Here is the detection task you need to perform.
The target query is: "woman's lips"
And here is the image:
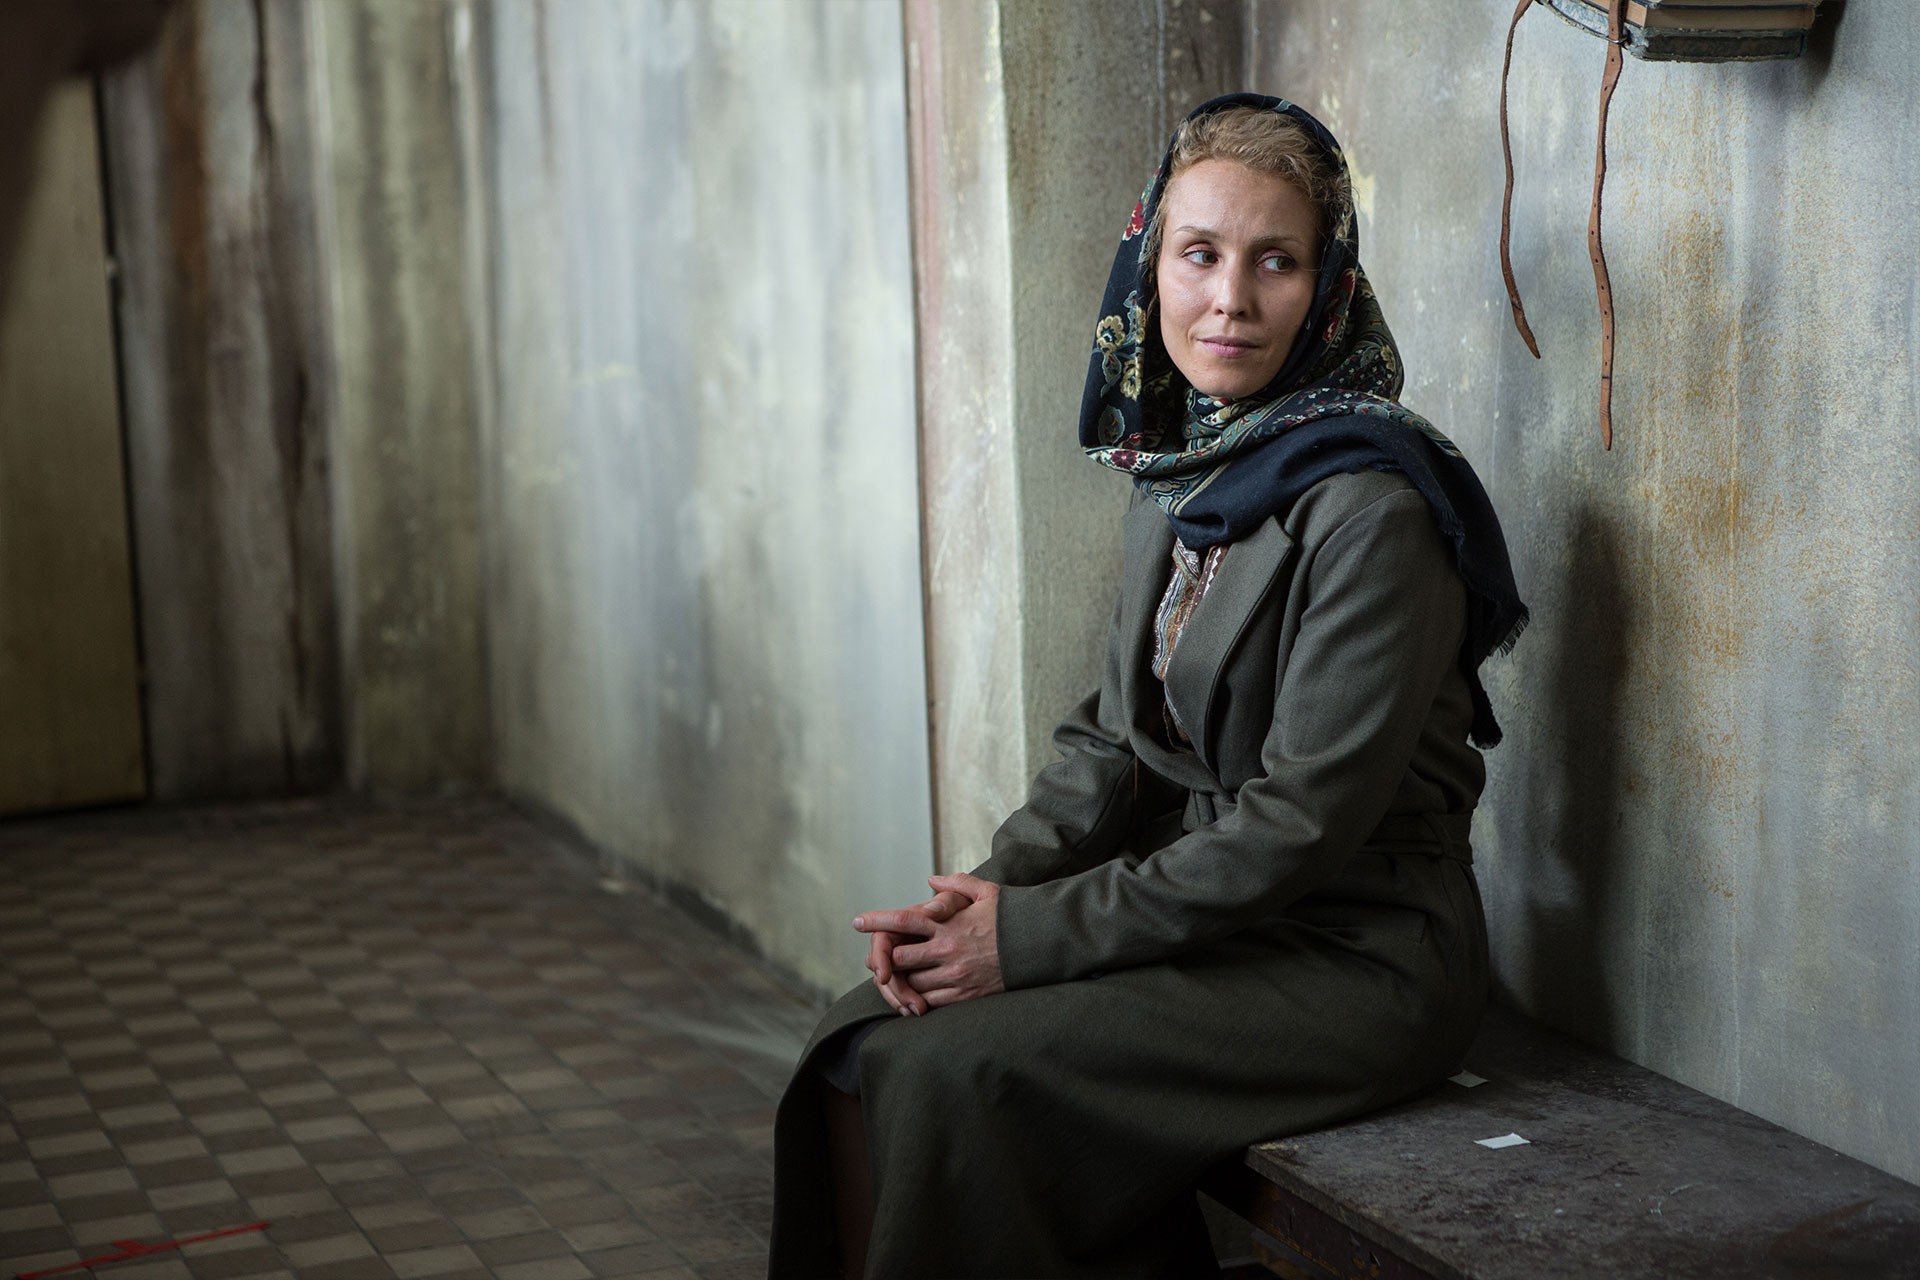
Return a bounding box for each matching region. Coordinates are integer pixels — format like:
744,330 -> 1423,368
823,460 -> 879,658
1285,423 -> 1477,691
1198,336 -> 1258,357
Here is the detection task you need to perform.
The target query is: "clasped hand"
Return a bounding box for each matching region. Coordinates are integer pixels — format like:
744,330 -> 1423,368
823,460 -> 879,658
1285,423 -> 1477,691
853,872 -> 1003,1016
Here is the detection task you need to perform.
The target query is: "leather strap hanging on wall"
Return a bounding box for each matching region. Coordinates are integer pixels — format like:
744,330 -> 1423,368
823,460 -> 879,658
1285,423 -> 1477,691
1500,0 -> 1629,450
1587,0 -> 1626,449
1499,0 -> 1542,359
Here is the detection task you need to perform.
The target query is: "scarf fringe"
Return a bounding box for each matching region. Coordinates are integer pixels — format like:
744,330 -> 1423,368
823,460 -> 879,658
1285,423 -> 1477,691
1492,609 -> 1531,659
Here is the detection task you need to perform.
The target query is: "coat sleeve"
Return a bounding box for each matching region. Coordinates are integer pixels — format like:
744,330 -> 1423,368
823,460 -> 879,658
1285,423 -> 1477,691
970,589 -> 1142,889
991,486 -> 1468,988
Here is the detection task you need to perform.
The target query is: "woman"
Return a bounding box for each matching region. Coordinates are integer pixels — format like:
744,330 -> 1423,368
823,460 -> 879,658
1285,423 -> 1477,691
769,93 -> 1526,1280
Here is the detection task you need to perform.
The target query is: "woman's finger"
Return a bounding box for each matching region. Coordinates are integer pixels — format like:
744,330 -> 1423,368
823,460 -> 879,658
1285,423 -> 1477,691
853,909 -> 936,937
885,973 -> 926,1015
890,938 -> 948,971
867,930 -> 896,984
902,966 -> 959,993
928,872 -> 991,898
918,889 -> 970,921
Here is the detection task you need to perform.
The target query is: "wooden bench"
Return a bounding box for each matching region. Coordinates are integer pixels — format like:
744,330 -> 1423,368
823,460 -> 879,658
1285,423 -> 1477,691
1206,1008 -> 1920,1279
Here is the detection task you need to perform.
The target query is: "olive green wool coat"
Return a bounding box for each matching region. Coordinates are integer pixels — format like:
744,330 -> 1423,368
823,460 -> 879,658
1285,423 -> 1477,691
769,470 -> 1494,1280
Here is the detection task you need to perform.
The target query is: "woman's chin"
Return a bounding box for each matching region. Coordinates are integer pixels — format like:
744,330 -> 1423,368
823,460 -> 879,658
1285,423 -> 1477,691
1188,373 -> 1267,402
1173,350 -> 1284,402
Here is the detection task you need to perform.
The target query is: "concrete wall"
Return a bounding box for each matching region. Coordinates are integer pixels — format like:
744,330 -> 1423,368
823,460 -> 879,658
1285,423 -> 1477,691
1257,0 -> 1920,1181
903,1 -> 1027,875
99,0 -> 931,990
914,0 -> 1249,872
470,0 -> 933,993
308,0 -> 492,793
102,0 -> 342,799
102,0 -> 492,798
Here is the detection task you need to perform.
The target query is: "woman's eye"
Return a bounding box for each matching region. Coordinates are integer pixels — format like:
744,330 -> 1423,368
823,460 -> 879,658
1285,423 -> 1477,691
1261,252 -> 1296,272
1181,247 -> 1217,266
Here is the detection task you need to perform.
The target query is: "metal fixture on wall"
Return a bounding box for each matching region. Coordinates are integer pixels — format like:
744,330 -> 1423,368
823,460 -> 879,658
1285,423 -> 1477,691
1499,0 -> 1826,449
1539,0 -> 1823,63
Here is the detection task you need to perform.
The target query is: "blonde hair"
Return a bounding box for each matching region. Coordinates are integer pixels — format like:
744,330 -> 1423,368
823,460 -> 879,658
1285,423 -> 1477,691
1144,106 -> 1351,272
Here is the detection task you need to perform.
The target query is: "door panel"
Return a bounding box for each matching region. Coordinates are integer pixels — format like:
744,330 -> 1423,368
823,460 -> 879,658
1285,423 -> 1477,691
0,81 -> 145,815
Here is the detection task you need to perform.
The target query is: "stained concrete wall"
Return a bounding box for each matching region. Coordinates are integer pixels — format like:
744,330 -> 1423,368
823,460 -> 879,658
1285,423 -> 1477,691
102,0 -> 493,798
99,0 -> 929,990
470,0 -> 933,992
903,0 -> 1026,876
914,0 -> 1249,872
1258,0 -> 1920,1181
308,1 -> 492,793
102,0 -> 342,799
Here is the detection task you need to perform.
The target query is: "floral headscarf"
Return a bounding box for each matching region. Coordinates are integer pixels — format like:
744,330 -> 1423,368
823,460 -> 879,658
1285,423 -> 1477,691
1082,93 -> 1528,747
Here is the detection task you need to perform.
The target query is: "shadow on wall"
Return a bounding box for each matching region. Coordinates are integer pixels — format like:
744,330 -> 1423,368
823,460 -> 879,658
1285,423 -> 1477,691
1801,0 -> 1846,84
1500,503 -> 1633,1051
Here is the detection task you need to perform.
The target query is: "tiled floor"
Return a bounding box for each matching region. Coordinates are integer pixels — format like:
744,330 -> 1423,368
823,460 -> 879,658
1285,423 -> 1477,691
0,798 -> 819,1280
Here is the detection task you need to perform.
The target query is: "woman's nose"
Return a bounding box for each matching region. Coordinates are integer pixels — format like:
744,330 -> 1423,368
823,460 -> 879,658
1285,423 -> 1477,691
1211,264 -> 1254,316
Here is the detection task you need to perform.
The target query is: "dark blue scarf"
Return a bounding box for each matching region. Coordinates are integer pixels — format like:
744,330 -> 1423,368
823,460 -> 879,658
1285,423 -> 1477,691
1081,93 -> 1527,746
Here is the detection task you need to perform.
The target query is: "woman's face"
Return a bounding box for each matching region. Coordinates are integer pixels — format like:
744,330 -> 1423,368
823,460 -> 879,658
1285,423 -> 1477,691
1154,158 -> 1320,401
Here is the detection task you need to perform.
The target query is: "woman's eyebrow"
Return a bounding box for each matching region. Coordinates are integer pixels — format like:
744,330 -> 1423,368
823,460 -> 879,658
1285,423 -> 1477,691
1171,223 -> 1309,249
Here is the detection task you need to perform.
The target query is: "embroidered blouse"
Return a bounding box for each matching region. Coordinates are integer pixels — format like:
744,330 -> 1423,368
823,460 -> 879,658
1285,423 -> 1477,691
1150,540 -> 1227,745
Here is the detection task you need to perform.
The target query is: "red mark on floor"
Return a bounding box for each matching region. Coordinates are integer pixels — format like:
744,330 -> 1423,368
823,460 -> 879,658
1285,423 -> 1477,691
14,1221 -> 270,1279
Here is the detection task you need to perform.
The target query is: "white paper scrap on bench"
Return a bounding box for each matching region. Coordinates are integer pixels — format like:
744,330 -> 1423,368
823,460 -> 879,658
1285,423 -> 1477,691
1448,1070 -> 1487,1088
1475,1132 -> 1530,1149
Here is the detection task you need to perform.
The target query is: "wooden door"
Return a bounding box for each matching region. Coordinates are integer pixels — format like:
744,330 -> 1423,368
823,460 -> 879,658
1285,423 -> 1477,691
0,81 -> 145,815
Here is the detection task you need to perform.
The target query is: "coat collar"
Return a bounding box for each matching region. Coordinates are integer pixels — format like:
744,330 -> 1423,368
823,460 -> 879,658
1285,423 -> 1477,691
1118,496 -> 1176,742
1120,498 -> 1296,772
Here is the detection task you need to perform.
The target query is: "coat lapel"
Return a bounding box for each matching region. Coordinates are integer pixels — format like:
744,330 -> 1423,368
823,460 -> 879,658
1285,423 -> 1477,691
1163,514 -> 1296,768
1119,496 -> 1175,737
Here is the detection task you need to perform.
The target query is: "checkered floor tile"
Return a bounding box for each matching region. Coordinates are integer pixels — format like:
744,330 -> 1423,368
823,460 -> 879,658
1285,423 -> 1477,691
0,799 -> 817,1280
